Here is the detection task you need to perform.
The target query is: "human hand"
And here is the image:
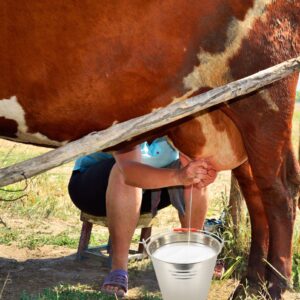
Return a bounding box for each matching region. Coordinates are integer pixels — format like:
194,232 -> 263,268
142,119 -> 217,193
177,159 -> 217,187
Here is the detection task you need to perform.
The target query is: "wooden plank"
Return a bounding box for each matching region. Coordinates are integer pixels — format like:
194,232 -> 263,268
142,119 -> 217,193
229,173 -> 246,237
0,56 -> 299,187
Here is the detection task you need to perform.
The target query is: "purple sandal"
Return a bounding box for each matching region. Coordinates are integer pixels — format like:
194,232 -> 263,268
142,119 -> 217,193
101,269 -> 128,298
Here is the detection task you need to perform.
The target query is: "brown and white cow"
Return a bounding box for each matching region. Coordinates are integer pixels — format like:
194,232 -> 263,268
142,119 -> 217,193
0,1 -> 299,298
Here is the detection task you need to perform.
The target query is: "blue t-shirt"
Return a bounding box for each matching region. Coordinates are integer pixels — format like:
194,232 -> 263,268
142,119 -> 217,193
73,137 -> 179,172
73,152 -> 112,172
140,137 -> 179,168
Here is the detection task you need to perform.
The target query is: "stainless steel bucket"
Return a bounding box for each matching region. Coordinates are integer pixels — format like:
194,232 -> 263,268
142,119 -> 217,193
143,230 -> 223,300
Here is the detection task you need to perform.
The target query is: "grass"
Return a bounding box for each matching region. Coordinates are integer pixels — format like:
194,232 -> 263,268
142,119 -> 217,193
20,285 -> 112,300
20,285 -> 163,300
292,216 -> 300,291
218,195 -> 300,292
0,225 -> 112,250
20,285 -> 164,300
0,172 -> 76,221
0,226 -> 19,245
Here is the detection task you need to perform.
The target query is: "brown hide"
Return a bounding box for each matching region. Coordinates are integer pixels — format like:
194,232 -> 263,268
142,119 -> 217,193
0,1 -> 299,299
0,0 -> 254,144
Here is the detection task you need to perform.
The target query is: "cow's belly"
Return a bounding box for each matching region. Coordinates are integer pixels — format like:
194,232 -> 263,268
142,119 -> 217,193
168,109 -> 247,171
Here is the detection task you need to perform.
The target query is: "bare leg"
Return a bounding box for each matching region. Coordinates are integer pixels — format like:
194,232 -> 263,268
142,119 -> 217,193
104,164 -> 142,295
179,186 -> 208,229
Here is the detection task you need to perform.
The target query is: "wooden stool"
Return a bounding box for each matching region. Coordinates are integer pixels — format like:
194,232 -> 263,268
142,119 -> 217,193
76,211 -> 158,264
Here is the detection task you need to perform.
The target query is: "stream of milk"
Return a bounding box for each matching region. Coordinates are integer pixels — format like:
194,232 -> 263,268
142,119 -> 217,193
153,185 -> 218,264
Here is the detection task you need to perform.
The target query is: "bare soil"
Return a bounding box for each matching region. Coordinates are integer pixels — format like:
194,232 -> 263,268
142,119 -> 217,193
0,244 -> 105,299
0,243 -> 299,300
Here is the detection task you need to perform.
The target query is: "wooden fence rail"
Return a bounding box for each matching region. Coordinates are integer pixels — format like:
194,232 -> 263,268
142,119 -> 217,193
0,56 -> 299,187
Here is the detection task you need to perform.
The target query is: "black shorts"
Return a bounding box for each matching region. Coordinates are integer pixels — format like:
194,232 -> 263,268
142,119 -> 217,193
68,157 -> 171,217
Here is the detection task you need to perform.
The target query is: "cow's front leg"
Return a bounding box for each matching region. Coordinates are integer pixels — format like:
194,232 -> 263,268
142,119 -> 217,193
232,161 -> 269,298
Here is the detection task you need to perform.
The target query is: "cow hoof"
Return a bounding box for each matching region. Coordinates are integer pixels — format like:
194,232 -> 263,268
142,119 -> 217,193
267,285 -> 284,300
232,281 -> 285,300
230,280 -> 262,300
230,283 -> 246,300
266,273 -> 290,299
229,278 -> 272,300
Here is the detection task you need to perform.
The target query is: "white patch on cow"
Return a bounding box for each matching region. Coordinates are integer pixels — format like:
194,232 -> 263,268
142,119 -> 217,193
172,89 -> 195,103
176,0 -> 273,98
151,107 -> 164,113
194,112 -> 247,170
259,90 -> 280,112
0,96 -> 66,146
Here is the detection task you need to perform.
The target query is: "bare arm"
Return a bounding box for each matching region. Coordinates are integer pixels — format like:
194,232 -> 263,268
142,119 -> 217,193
113,147 -> 217,189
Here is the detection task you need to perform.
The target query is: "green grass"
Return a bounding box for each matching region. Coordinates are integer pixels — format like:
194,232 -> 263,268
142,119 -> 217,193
0,225 -> 111,249
0,140 -> 75,221
20,285 -> 111,300
0,170 -> 77,221
292,216 -> 300,291
20,284 -> 163,300
0,144 -> 47,170
0,226 -> 19,245
223,203 -> 300,292
293,254 -> 300,291
19,232 -> 80,250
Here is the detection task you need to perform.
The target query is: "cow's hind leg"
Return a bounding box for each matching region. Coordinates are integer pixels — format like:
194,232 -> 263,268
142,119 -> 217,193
245,144 -> 299,299
224,76 -> 300,299
231,161 -> 269,298
263,148 -> 299,298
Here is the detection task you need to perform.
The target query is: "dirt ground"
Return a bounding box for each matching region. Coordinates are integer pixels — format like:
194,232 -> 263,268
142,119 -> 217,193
0,244 -> 227,300
0,244 -> 299,300
0,245 -> 100,300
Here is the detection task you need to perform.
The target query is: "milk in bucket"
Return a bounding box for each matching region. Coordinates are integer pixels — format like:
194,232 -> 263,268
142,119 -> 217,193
144,230 -> 223,300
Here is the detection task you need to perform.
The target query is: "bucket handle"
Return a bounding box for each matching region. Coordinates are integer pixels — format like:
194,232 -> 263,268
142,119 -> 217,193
174,228 -> 224,247
173,227 -> 198,232
141,229 -> 224,251
141,229 -> 224,243
141,239 -> 147,250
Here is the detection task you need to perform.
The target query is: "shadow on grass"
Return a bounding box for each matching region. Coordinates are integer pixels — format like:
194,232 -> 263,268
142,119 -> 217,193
0,253 -> 161,300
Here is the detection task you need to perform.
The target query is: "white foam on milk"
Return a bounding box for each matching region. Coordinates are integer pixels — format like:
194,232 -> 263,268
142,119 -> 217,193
152,242 -> 216,264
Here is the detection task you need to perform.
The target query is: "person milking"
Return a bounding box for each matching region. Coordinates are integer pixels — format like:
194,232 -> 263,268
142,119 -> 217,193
68,136 -> 217,298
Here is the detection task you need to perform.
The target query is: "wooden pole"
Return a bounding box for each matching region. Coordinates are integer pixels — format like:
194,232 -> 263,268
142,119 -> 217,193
0,56 -> 299,187
229,173 -> 246,237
